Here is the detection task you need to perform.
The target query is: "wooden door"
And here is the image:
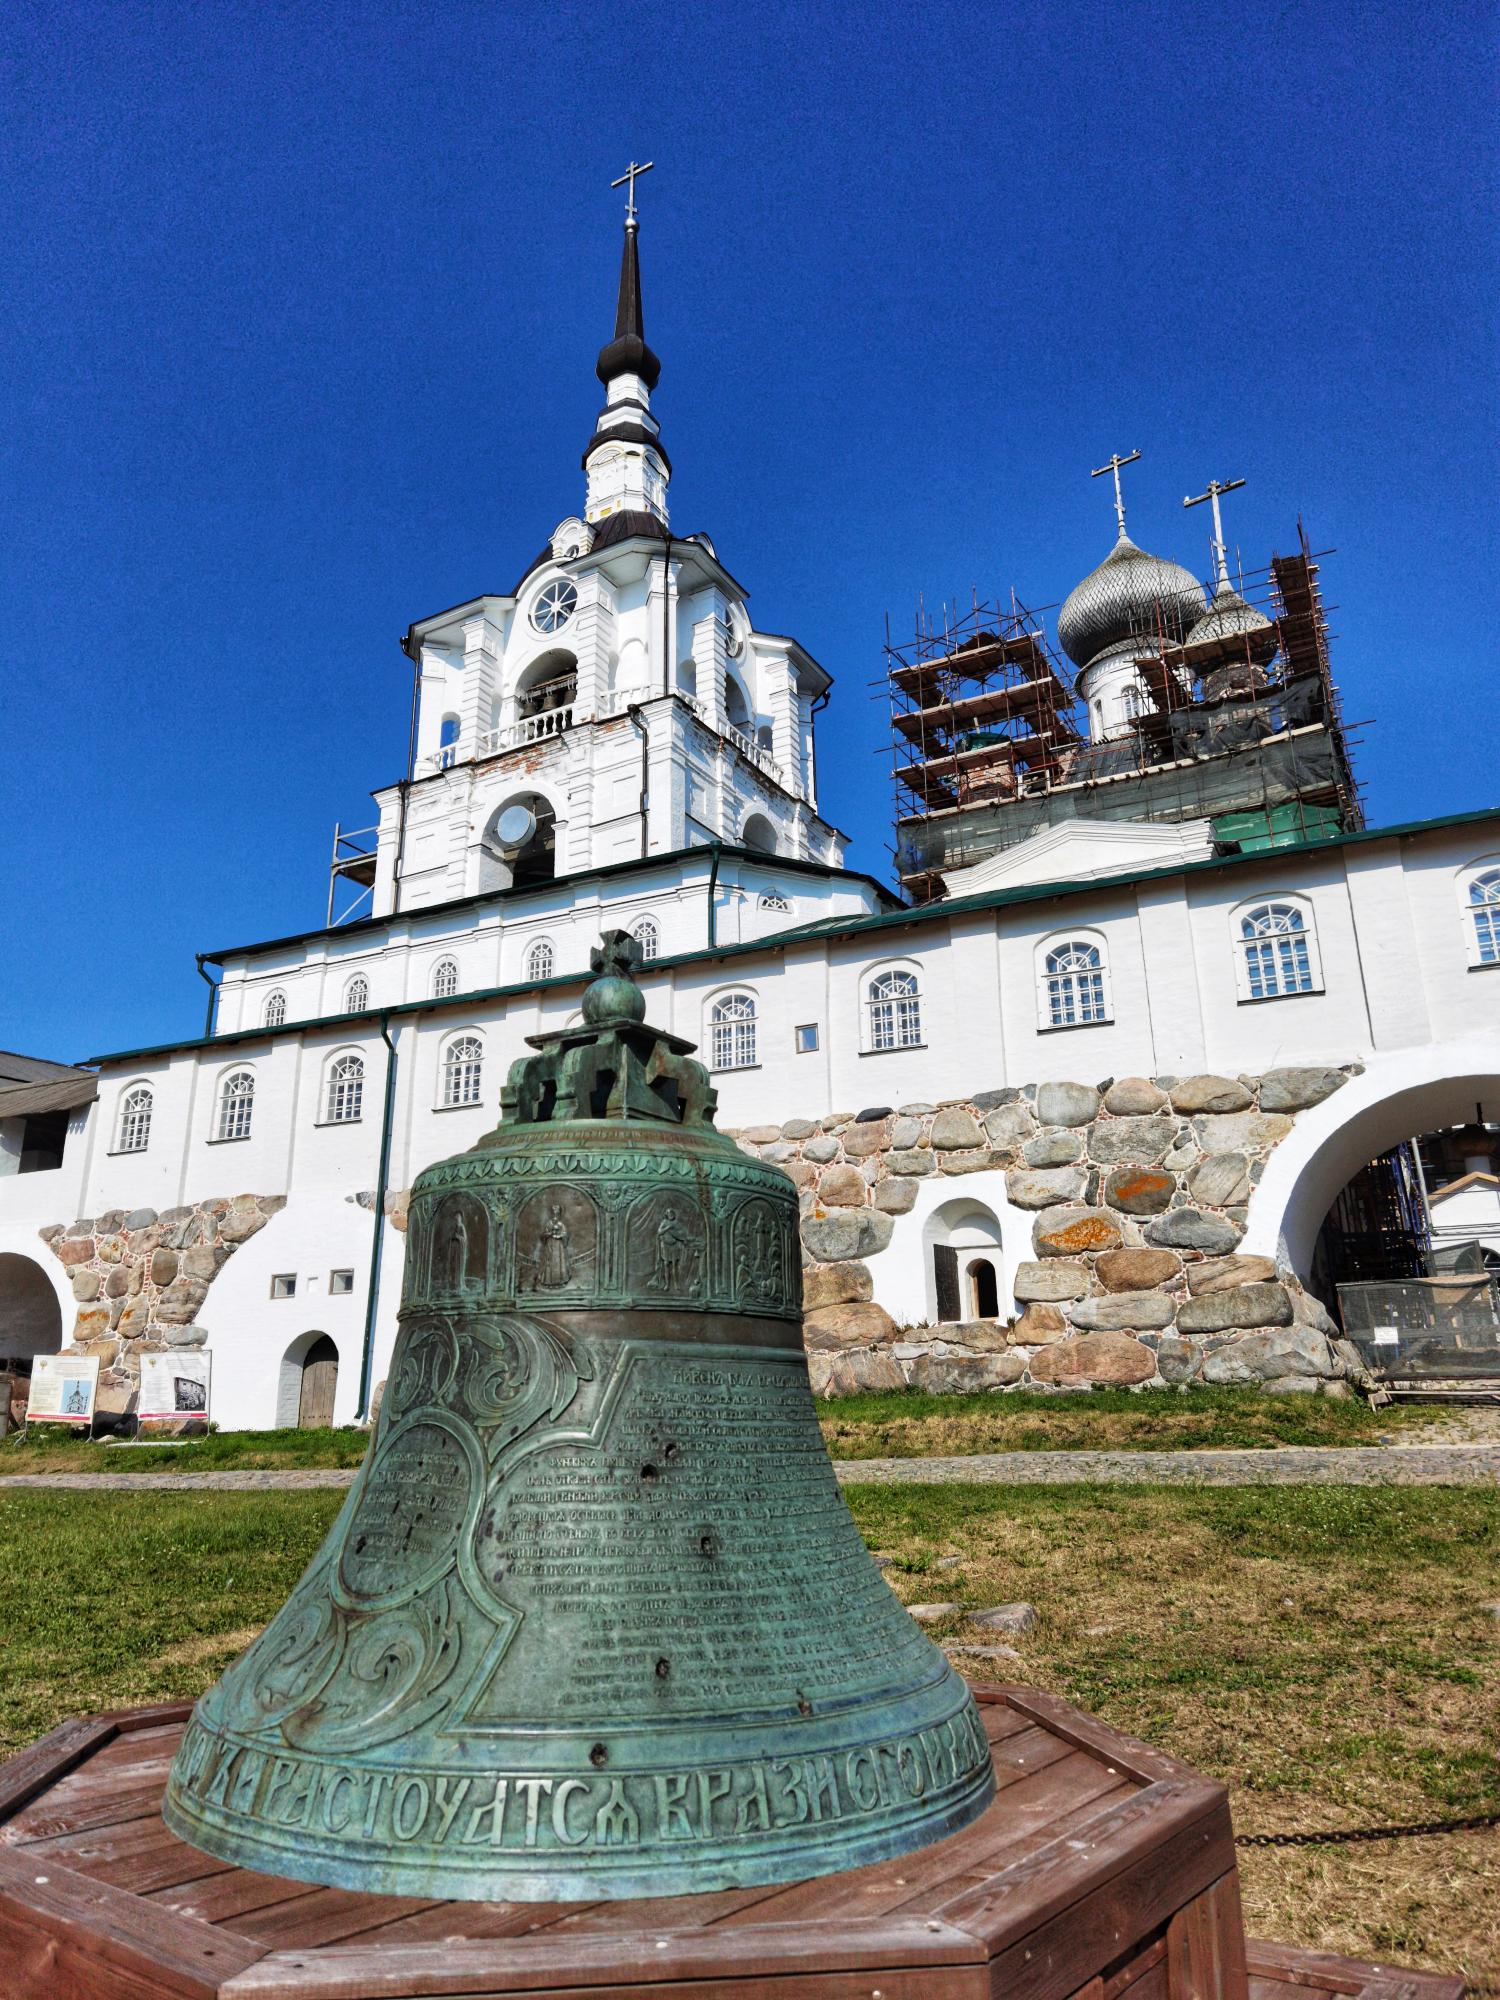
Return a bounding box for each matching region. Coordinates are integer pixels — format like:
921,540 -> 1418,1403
297,1336 -> 338,1428
933,1243 -> 961,1323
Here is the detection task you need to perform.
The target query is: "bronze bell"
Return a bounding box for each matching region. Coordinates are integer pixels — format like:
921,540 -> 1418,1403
163,932 -> 995,1900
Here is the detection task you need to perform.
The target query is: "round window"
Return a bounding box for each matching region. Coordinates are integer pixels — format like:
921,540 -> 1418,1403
531,580 -> 578,635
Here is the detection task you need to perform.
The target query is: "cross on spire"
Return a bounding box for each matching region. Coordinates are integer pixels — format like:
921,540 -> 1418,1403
1184,475 -> 1246,589
610,159 -> 654,227
1090,449 -> 1142,539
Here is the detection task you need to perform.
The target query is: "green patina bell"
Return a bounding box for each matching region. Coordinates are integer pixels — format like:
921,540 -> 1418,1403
163,932 -> 995,1900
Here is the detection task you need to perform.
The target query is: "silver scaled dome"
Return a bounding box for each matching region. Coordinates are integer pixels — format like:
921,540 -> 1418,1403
1185,579 -> 1278,666
1057,534 -> 1206,672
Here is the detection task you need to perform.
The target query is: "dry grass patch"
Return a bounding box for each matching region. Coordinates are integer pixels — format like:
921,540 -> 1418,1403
850,1482 -> 1500,1982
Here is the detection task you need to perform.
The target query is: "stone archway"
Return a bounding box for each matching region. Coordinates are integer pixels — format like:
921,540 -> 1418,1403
0,1252 -> 64,1365
1243,1043 -> 1500,1282
0,1252 -> 64,1427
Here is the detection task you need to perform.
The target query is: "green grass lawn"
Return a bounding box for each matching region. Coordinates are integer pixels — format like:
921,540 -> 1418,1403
0,1481 -> 1493,1977
0,1386 -> 1434,1476
819,1382 -> 1434,1457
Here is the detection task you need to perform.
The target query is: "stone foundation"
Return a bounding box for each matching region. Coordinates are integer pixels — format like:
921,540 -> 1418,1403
39,1195 -> 287,1414
727,1066 -> 1367,1397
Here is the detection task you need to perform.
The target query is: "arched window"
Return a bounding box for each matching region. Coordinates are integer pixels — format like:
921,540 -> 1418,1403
344,974 -> 369,1012
526,938 -> 555,981
325,1053 -> 365,1124
630,916 -> 659,963
866,968 -> 923,1051
708,991 -> 757,1071
1043,940 -> 1109,1028
441,1035 -> 484,1108
1238,901 -> 1317,999
1123,685 -> 1143,722
216,1070 -> 255,1142
116,1086 -> 152,1154
263,990 -> 287,1028
758,890 -> 792,913
1468,868 -> 1500,965
432,957 -> 459,1000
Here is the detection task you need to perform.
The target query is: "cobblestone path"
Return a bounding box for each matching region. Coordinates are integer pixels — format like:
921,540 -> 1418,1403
1,1444 -> 1497,1490
833,1444 -> 1500,1486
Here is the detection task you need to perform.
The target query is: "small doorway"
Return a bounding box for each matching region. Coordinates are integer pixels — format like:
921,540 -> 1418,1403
968,1258 -> 999,1319
296,1336 -> 338,1428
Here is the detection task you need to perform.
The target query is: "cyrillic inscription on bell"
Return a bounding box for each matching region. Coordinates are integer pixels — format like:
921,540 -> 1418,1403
163,932 -> 995,1899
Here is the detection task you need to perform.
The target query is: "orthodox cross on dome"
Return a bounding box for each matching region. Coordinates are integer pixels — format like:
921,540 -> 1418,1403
610,158 -> 654,228
1090,449 -> 1141,540
1184,475 -> 1247,590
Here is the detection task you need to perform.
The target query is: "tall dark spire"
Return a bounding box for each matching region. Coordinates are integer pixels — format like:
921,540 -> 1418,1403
596,215 -> 661,391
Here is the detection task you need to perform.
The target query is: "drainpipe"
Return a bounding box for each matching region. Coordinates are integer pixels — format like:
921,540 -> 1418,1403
626,703 -> 650,858
195,956 -> 219,1036
357,1013 -> 399,1423
392,629 -> 423,908
706,841 -> 722,950
808,688 -> 829,809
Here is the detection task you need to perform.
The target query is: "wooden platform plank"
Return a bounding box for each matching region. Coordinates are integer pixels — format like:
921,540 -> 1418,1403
224,1966 -> 986,2000
0,1713 -> 120,1823
0,1848 -> 266,1998
215,1916 -> 990,1998
5,1771 -> 178,1844
334,1898 -> 608,1945
1168,1875 -> 1249,2000
713,1747 -> 1118,1928
238,1886 -> 452,1949
1243,1942 -> 1465,2000
154,1868 -> 329,1928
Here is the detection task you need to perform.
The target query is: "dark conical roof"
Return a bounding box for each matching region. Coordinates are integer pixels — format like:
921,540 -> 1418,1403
596,221 -> 661,390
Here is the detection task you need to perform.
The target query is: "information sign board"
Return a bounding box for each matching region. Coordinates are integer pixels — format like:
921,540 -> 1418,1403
139,1351 -> 212,1424
28,1353 -> 100,1424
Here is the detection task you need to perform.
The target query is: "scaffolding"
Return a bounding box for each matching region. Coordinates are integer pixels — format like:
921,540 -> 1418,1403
884,525 -> 1363,901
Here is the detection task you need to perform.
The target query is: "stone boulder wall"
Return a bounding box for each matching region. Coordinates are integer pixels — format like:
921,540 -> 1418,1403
720,1067 -> 1358,1398
39,1195 -> 288,1415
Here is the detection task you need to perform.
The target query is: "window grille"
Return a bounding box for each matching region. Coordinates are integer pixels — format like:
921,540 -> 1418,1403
709,992 -> 757,1071
344,974 -> 369,1012
432,958 -> 459,1000
216,1070 -> 255,1142
117,1086 -> 152,1154
867,969 -> 923,1050
526,939 -> 555,981
263,991 -> 286,1028
325,1053 -> 365,1123
1044,941 -> 1108,1027
1239,903 -> 1315,999
758,891 -> 792,913
1470,869 -> 1500,964
630,916 -> 659,962
441,1035 -> 484,1108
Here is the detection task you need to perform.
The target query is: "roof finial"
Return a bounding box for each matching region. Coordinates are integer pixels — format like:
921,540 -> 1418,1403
597,161 -> 661,392
1091,449 -> 1141,541
610,158 -> 654,229
1184,475 -> 1247,591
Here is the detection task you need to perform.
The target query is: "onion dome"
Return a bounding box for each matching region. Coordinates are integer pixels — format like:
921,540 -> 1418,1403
1057,534 -> 1206,673
1185,578 -> 1278,667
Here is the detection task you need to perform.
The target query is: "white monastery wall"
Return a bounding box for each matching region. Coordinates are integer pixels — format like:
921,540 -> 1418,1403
4,815 -> 1496,1428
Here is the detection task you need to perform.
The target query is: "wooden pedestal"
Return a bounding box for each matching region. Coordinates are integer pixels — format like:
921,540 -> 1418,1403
0,1687 -> 1462,2000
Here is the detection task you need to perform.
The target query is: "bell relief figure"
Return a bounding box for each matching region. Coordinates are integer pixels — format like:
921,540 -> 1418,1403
649,1205 -> 698,1292
534,1203 -> 573,1288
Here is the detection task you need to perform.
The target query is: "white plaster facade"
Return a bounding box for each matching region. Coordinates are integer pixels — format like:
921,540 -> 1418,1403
3,810 -> 1497,1428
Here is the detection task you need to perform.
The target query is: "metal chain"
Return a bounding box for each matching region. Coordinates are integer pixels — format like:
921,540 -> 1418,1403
1237,1811 -> 1500,1849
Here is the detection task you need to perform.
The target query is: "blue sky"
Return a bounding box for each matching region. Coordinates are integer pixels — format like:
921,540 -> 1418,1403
2,0 -> 1495,1062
